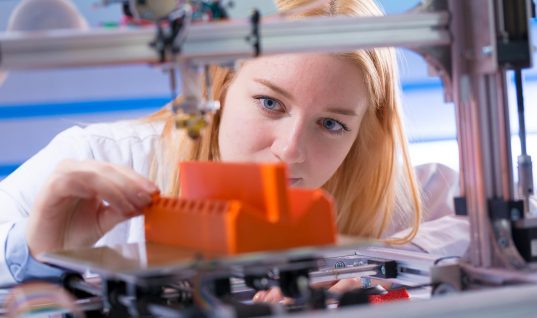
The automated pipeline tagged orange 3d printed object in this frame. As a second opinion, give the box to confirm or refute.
[144,162,337,254]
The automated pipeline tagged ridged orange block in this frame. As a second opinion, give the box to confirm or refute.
[144,162,336,254]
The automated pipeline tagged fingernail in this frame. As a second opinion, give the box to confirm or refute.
[145,182,159,193]
[134,192,152,209]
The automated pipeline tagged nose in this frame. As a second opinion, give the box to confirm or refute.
[270,120,306,164]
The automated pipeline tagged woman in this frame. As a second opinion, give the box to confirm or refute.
[0,0,425,286]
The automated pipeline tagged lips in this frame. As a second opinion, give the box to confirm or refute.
[288,178,302,186]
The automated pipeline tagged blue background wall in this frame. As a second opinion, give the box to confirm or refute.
[0,0,536,178]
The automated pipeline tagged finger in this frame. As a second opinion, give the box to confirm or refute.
[312,280,338,289]
[95,203,136,237]
[265,287,284,303]
[59,200,136,250]
[328,278,361,295]
[75,163,151,213]
[111,163,159,193]
[86,162,156,211]
[63,198,138,250]
[280,297,294,305]
[54,160,155,213]
[252,290,267,303]
[73,173,138,215]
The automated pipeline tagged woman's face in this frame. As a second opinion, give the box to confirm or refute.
[218,53,368,188]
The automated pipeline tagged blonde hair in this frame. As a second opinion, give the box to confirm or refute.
[146,0,421,243]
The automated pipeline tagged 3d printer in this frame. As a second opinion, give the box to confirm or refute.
[1,0,537,317]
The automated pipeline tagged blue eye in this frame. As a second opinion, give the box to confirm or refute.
[320,118,349,134]
[255,96,284,113]
[260,97,280,110]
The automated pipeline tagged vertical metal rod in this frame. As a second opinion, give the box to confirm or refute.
[514,68,534,213]
[169,67,178,101]
[495,72,515,200]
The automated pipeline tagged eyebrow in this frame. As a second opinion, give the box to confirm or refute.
[325,108,359,116]
[254,78,359,117]
[254,78,295,101]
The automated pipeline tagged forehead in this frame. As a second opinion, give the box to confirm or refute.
[237,53,367,105]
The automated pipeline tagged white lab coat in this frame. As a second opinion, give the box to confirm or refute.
[0,120,470,286]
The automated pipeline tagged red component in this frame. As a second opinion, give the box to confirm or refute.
[368,288,410,303]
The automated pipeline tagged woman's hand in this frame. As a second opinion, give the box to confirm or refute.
[26,160,158,259]
[252,287,293,305]
[252,280,360,305]
[252,277,390,304]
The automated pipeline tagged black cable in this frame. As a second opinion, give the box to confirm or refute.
[514,68,527,156]
[433,255,461,265]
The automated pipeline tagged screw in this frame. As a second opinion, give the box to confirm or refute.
[498,237,509,248]
[481,46,493,56]
[334,261,346,269]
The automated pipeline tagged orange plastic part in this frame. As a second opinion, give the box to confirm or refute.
[144,161,337,255]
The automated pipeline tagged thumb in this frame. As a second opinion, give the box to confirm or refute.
[95,204,141,239]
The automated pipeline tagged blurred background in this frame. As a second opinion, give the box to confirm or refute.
[0,0,536,179]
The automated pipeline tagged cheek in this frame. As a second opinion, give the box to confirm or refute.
[218,98,272,161]
[308,137,356,187]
